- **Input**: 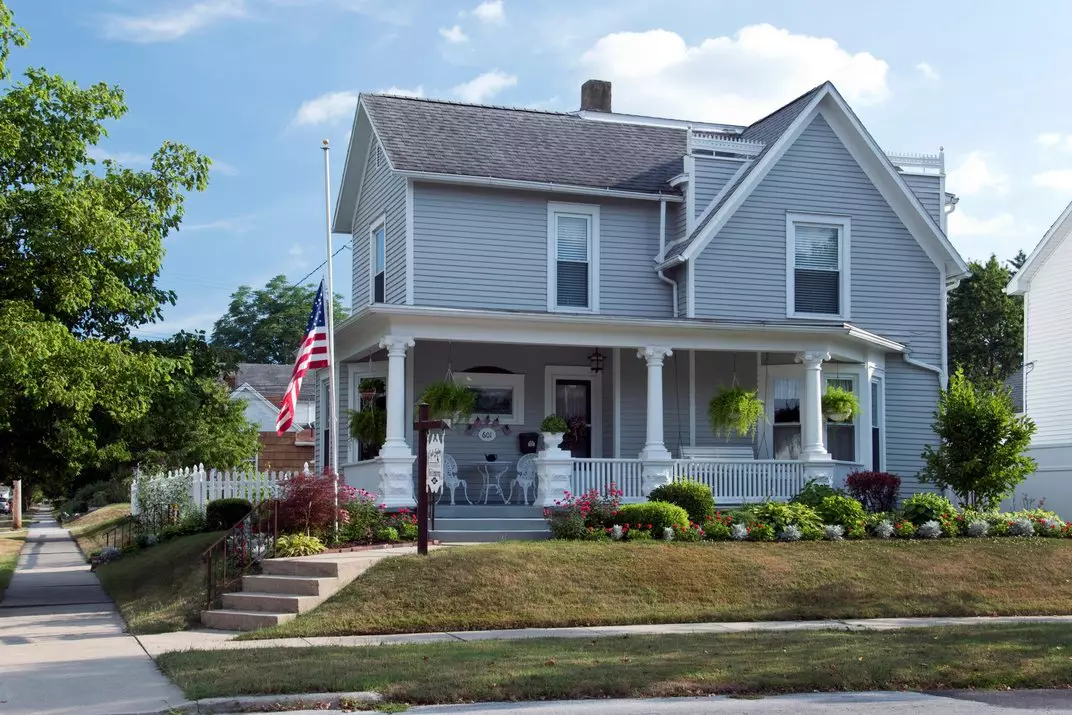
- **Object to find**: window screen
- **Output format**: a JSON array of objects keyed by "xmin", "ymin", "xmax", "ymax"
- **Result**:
[{"xmin": 794, "ymin": 224, "xmax": 840, "ymax": 315}]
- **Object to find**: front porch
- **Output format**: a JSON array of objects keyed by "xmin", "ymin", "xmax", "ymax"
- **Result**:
[{"xmin": 324, "ymin": 307, "xmax": 896, "ymax": 516}]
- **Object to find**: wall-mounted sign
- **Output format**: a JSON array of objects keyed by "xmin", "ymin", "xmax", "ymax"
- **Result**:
[
  {"xmin": 477, "ymin": 427, "xmax": 497, "ymax": 442},
  {"xmin": 426, "ymin": 432, "xmax": 444, "ymax": 493}
]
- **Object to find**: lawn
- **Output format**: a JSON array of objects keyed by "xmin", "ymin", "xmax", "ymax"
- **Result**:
[
  {"xmin": 159, "ymin": 623, "xmax": 1072, "ymax": 703},
  {"xmin": 94, "ymin": 530, "xmax": 224, "ymax": 634},
  {"xmin": 0, "ymin": 525, "xmax": 26, "ymax": 599},
  {"xmin": 66, "ymin": 503, "xmax": 132, "ymax": 555},
  {"xmin": 248, "ymin": 539, "xmax": 1072, "ymax": 639}
]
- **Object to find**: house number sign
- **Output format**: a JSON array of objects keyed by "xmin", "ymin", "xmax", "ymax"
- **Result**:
[
  {"xmin": 477, "ymin": 427, "xmax": 496, "ymax": 442},
  {"xmin": 426, "ymin": 432, "xmax": 444, "ymax": 493}
]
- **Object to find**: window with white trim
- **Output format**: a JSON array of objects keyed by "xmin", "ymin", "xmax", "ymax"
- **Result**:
[
  {"xmin": 548, "ymin": 203, "xmax": 599, "ymax": 312},
  {"xmin": 825, "ymin": 376, "xmax": 856, "ymax": 462},
  {"xmin": 772, "ymin": 377, "xmax": 802, "ymax": 459},
  {"xmin": 870, "ymin": 376, "xmax": 884, "ymax": 471},
  {"xmin": 787, "ymin": 214, "xmax": 849, "ymax": 318},
  {"xmin": 370, "ymin": 218, "xmax": 385, "ymax": 304}
]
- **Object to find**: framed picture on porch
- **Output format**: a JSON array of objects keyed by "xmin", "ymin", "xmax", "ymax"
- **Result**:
[{"xmin": 454, "ymin": 372, "xmax": 525, "ymax": 424}]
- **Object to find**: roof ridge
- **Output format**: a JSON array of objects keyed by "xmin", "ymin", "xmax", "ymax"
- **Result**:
[
  {"xmin": 744, "ymin": 81, "xmax": 829, "ymax": 132},
  {"xmin": 364, "ymin": 92, "xmax": 572, "ymax": 117}
]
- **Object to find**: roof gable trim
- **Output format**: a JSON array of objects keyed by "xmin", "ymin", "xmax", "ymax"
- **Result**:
[{"xmin": 1007, "ymin": 199, "xmax": 1072, "ymax": 295}]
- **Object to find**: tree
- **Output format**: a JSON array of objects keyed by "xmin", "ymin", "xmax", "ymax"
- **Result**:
[
  {"xmin": 0, "ymin": 3, "xmax": 211, "ymax": 498},
  {"xmin": 211, "ymin": 275, "xmax": 347, "ymax": 364},
  {"xmin": 947, "ymin": 254, "xmax": 1024, "ymax": 388},
  {"xmin": 920, "ymin": 369, "xmax": 1036, "ymax": 509}
]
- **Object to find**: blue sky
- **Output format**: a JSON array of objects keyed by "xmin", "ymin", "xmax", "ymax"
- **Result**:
[{"xmin": 7, "ymin": 0, "xmax": 1072, "ymax": 338}]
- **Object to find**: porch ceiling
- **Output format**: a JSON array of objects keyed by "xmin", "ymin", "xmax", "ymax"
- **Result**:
[{"xmin": 335, "ymin": 305, "xmax": 904, "ymax": 363}]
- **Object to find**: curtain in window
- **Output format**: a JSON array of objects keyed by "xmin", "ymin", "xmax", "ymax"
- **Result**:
[
  {"xmin": 772, "ymin": 377, "xmax": 801, "ymax": 459},
  {"xmin": 794, "ymin": 224, "xmax": 839, "ymax": 314},
  {"xmin": 556, "ymin": 215, "xmax": 590, "ymax": 308}
]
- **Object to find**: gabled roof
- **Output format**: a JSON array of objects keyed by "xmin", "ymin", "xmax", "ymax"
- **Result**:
[
  {"xmin": 665, "ymin": 83, "xmax": 969, "ymax": 280},
  {"xmin": 1007, "ymin": 199, "xmax": 1072, "ymax": 295},
  {"xmin": 232, "ymin": 363, "xmax": 311, "ymax": 403}
]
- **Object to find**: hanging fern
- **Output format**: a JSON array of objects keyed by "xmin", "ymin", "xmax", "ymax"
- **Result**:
[
  {"xmin": 708, "ymin": 387, "xmax": 765, "ymax": 439},
  {"xmin": 822, "ymin": 384, "xmax": 860, "ymax": 422},
  {"xmin": 349, "ymin": 408, "xmax": 386, "ymax": 449},
  {"xmin": 420, "ymin": 380, "xmax": 476, "ymax": 422}
]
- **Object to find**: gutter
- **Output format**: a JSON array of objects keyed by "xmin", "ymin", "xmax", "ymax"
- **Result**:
[
  {"xmin": 903, "ymin": 352, "xmax": 947, "ymax": 388},
  {"xmin": 396, "ymin": 170, "xmax": 684, "ymax": 203},
  {"xmin": 654, "ymin": 199, "xmax": 678, "ymax": 317}
]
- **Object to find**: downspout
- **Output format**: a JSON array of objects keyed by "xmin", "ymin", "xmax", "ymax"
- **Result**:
[
  {"xmin": 655, "ymin": 198, "xmax": 678, "ymax": 317},
  {"xmin": 903, "ymin": 352, "xmax": 946, "ymax": 388}
]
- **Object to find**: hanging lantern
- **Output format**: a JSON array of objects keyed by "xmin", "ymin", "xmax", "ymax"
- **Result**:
[{"xmin": 588, "ymin": 349, "xmax": 605, "ymax": 373}]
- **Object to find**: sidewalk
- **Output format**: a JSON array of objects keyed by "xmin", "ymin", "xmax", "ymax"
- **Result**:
[
  {"xmin": 137, "ymin": 612, "xmax": 1072, "ymax": 657},
  {"xmin": 0, "ymin": 508, "xmax": 189, "ymax": 715}
]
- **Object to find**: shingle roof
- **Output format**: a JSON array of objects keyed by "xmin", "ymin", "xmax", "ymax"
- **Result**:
[
  {"xmin": 234, "ymin": 363, "xmax": 312, "ymax": 403},
  {"xmin": 362, "ymin": 94, "xmax": 686, "ymax": 195}
]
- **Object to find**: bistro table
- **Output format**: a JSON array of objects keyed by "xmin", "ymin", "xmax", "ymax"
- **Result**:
[{"xmin": 477, "ymin": 461, "xmax": 510, "ymax": 504}]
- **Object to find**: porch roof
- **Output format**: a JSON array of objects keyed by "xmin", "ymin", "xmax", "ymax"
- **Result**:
[{"xmin": 335, "ymin": 305, "xmax": 905, "ymax": 363}]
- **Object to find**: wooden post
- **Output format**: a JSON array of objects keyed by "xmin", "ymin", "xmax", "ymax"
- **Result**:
[
  {"xmin": 12, "ymin": 479, "xmax": 21, "ymax": 530},
  {"xmin": 413, "ymin": 402, "xmax": 446, "ymax": 556}
]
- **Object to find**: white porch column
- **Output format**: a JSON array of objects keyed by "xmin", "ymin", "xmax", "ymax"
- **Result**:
[
  {"xmin": 797, "ymin": 350, "xmax": 833, "ymax": 464},
  {"xmin": 638, "ymin": 346, "xmax": 674, "ymax": 494},
  {"xmin": 378, "ymin": 336, "xmax": 416, "ymax": 508}
]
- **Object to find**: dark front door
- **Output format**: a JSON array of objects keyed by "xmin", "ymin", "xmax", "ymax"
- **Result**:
[{"xmin": 555, "ymin": 379, "xmax": 592, "ymax": 458}]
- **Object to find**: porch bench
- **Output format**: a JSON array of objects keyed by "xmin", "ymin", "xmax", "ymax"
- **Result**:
[{"xmin": 679, "ymin": 445, "xmax": 756, "ymax": 461}]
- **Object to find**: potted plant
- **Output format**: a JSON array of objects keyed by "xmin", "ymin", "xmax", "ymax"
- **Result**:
[
  {"xmin": 349, "ymin": 408, "xmax": 386, "ymax": 453},
  {"xmin": 822, "ymin": 384, "xmax": 859, "ymax": 422},
  {"xmin": 419, "ymin": 380, "xmax": 476, "ymax": 427},
  {"xmin": 708, "ymin": 387, "xmax": 765, "ymax": 438},
  {"xmin": 358, "ymin": 377, "xmax": 382, "ymax": 404},
  {"xmin": 539, "ymin": 415, "xmax": 568, "ymax": 450}
]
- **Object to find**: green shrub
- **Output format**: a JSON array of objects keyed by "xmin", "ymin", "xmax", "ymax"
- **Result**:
[
  {"xmin": 817, "ymin": 495, "xmax": 866, "ymax": 529},
  {"xmin": 647, "ymin": 480, "xmax": 715, "ymax": 523},
  {"xmin": 539, "ymin": 415, "xmax": 568, "ymax": 433},
  {"xmin": 342, "ymin": 489, "xmax": 385, "ymax": 544},
  {"xmin": 791, "ymin": 480, "xmax": 844, "ymax": 509},
  {"xmin": 157, "ymin": 509, "xmax": 207, "ymax": 542},
  {"xmin": 375, "ymin": 526, "xmax": 400, "ymax": 543},
  {"xmin": 61, "ymin": 479, "xmax": 129, "ymax": 516},
  {"xmin": 900, "ymin": 492, "xmax": 956, "ymax": 526},
  {"xmin": 627, "ymin": 529, "xmax": 654, "ymax": 542},
  {"xmin": 846, "ymin": 522, "xmax": 867, "ymax": 539},
  {"xmin": 205, "ymin": 498, "xmax": 252, "ymax": 531},
  {"xmin": 747, "ymin": 521, "xmax": 776, "ymax": 542},
  {"xmin": 612, "ymin": 502, "xmax": 690, "ymax": 532},
  {"xmin": 800, "ymin": 523, "xmax": 824, "ymax": 541},
  {"xmin": 276, "ymin": 533, "xmax": 325, "ymax": 557},
  {"xmin": 703, "ymin": 514, "xmax": 733, "ymax": 541},
  {"xmin": 987, "ymin": 516, "xmax": 1010, "ymax": 537},
  {"xmin": 893, "ymin": 520, "xmax": 917, "ymax": 538},
  {"xmin": 749, "ymin": 501, "xmax": 822, "ymax": 533}
]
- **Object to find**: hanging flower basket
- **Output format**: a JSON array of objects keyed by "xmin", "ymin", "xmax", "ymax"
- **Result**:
[
  {"xmin": 357, "ymin": 377, "xmax": 384, "ymax": 405},
  {"xmin": 822, "ymin": 384, "xmax": 859, "ymax": 422},
  {"xmin": 419, "ymin": 380, "xmax": 476, "ymax": 425},
  {"xmin": 708, "ymin": 387, "xmax": 765, "ymax": 439},
  {"xmin": 348, "ymin": 408, "xmax": 386, "ymax": 451}
]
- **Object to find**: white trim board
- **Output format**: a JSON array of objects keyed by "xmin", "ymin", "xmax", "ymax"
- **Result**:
[
  {"xmin": 369, "ymin": 213, "xmax": 386, "ymax": 305},
  {"xmin": 544, "ymin": 365, "xmax": 604, "ymax": 458},
  {"xmin": 1007, "ymin": 198, "xmax": 1072, "ymax": 295},
  {"xmin": 404, "ymin": 179, "xmax": 414, "ymax": 306}
]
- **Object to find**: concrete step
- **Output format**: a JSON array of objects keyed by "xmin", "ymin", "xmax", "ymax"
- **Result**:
[
  {"xmin": 221, "ymin": 591, "xmax": 320, "ymax": 613},
  {"xmin": 200, "ymin": 609, "xmax": 295, "ymax": 631},
  {"xmin": 242, "ymin": 574, "xmax": 335, "ymax": 596},
  {"xmin": 262, "ymin": 557, "xmax": 341, "ymax": 578},
  {"xmin": 431, "ymin": 518, "xmax": 548, "ymax": 532},
  {"xmin": 430, "ymin": 529, "xmax": 550, "ymax": 542}
]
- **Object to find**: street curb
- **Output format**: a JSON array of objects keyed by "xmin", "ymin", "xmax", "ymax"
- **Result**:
[{"xmin": 122, "ymin": 690, "xmax": 382, "ymax": 714}]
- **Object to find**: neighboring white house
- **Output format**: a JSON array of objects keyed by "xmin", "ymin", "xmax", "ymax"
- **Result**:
[
  {"xmin": 229, "ymin": 363, "xmax": 316, "ymax": 472},
  {"xmin": 1006, "ymin": 200, "xmax": 1072, "ymax": 515}
]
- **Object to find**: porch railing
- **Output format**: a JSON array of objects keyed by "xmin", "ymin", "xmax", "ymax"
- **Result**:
[
  {"xmin": 674, "ymin": 460, "xmax": 808, "ymax": 504},
  {"xmin": 572, "ymin": 459, "xmax": 645, "ymax": 501}
]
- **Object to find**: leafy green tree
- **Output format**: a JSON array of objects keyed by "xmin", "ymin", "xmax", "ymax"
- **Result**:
[
  {"xmin": 920, "ymin": 369, "xmax": 1036, "ymax": 509},
  {"xmin": 947, "ymin": 254, "xmax": 1024, "ymax": 388},
  {"xmin": 211, "ymin": 275, "xmax": 347, "ymax": 364},
  {"xmin": 0, "ymin": 4, "xmax": 210, "ymax": 497}
]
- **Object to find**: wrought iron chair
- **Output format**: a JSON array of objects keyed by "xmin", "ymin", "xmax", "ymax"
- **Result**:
[
  {"xmin": 508, "ymin": 453, "xmax": 538, "ymax": 505},
  {"xmin": 436, "ymin": 454, "xmax": 472, "ymax": 506}
]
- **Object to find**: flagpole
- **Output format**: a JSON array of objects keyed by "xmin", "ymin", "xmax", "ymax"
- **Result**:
[{"xmin": 322, "ymin": 139, "xmax": 340, "ymax": 537}]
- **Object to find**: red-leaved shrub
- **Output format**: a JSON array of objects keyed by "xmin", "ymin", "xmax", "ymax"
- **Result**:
[
  {"xmin": 277, "ymin": 469, "xmax": 354, "ymax": 537},
  {"xmin": 845, "ymin": 471, "xmax": 901, "ymax": 513}
]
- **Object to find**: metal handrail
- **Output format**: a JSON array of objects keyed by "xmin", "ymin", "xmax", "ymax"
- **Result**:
[
  {"xmin": 202, "ymin": 498, "xmax": 279, "ymax": 608},
  {"xmin": 99, "ymin": 516, "xmax": 143, "ymax": 551}
]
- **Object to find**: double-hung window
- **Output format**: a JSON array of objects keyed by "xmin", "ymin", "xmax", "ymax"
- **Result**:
[
  {"xmin": 787, "ymin": 214, "xmax": 849, "ymax": 319},
  {"xmin": 825, "ymin": 376, "xmax": 856, "ymax": 462},
  {"xmin": 548, "ymin": 203, "xmax": 599, "ymax": 312},
  {"xmin": 370, "ymin": 217, "xmax": 386, "ymax": 304}
]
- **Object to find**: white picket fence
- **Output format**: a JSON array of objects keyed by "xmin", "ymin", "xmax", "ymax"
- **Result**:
[{"xmin": 130, "ymin": 463, "xmax": 309, "ymax": 516}]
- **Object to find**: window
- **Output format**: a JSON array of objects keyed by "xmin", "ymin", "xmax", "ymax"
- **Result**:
[
  {"xmin": 355, "ymin": 376, "xmax": 386, "ymax": 461},
  {"xmin": 787, "ymin": 214, "xmax": 849, "ymax": 318},
  {"xmin": 825, "ymin": 376, "xmax": 856, "ymax": 462},
  {"xmin": 870, "ymin": 377, "xmax": 884, "ymax": 471},
  {"xmin": 772, "ymin": 377, "xmax": 802, "ymax": 459},
  {"xmin": 370, "ymin": 217, "xmax": 385, "ymax": 303},
  {"xmin": 454, "ymin": 372, "xmax": 526, "ymax": 424},
  {"xmin": 548, "ymin": 203, "xmax": 599, "ymax": 312},
  {"xmin": 320, "ymin": 379, "xmax": 331, "ymax": 470}
]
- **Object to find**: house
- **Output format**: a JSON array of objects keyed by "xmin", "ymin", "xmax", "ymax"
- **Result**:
[
  {"xmin": 229, "ymin": 363, "xmax": 315, "ymax": 472},
  {"xmin": 318, "ymin": 79, "xmax": 968, "ymax": 535},
  {"xmin": 1005, "ymin": 201, "xmax": 1072, "ymax": 515}
]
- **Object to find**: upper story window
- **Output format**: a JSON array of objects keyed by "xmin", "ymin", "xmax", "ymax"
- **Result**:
[
  {"xmin": 786, "ymin": 213, "xmax": 850, "ymax": 319},
  {"xmin": 370, "ymin": 216, "xmax": 386, "ymax": 303},
  {"xmin": 547, "ymin": 202, "xmax": 600, "ymax": 312}
]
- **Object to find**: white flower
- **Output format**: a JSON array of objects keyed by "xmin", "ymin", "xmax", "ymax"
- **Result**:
[
  {"xmin": 663, "ymin": 527, "xmax": 675, "ymax": 541},
  {"xmin": 823, "ymin": 524, "xmax": 844, "ymax": 541},
  {"xmin": 779, "ymin": 525, "xmax": 802, "ymax": 542},
  {"xmin": 872, "ymin": 520, "xmax": 894, "ymax": 539},
  {"xmin": 1009, "ymin": 517, "xmax": 1034, "ymax": 537},
  {"xmin": 918, "ymin": 520, "xmax": 942, "ymax": 539},
  {"xmin": 966, "ymin": 520, "xmax": 989, "ymax": 538},
  {"xmin": 611, "ymin": 524, "xmax": 624, "ymax": 540},
  {"xmin": 731, "ymin": 523, "xmax": 749, "ymax": 541}
]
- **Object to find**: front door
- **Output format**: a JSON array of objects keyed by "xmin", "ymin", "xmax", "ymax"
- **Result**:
[{"xmin": 555, "ymin": 379, "xmax": 592, "ymax": 458}]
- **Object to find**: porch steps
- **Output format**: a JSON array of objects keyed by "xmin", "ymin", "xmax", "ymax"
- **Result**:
[
  {"xmin": 200, "ymin": 550, "xmax": 396, "ymax": 632},
  {"xmin": 430, "ymin": 505, "xmax": 549, "ymax": 542}
]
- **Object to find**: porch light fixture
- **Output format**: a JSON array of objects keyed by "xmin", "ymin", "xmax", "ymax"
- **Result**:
[{"xmin": 588, "ymin": 349, "xmax": 605, "ymax": 373}]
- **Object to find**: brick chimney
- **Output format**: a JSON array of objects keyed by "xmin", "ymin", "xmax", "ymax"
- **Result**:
[{"xmin": 580, "ymin": 79, "xmax": 612, "ymax": 113}]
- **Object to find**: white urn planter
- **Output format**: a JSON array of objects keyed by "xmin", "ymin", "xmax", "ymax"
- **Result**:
[{"xmin": 541, "ymin": 431, "xmax": 566, "ymax": 452}]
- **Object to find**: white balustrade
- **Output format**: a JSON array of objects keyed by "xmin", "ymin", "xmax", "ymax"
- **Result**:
[
  {"xmin": 673, "ymin": 460, "xmax": 807, "ymax": 504},
  {"xmin": 571, "ymin": 459, "xmax": 645, "ymax": 502}
]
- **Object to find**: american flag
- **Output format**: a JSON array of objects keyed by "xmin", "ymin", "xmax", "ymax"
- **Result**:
[{"xmin": 275, "ymin": 281, "xmax": 330, "ymax": 435}]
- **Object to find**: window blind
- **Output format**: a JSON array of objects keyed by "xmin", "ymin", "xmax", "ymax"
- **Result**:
[
  {"xmin": 794, "ymin": 224, "xmax": 839, "ymax": 314},
  {"xmin": 556, "ymin": 215, "xmax": 590, "ymax": 308}
]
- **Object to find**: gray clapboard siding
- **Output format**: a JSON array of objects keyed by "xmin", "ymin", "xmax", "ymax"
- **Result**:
[
  {"xmin": 673, "ymin": 263, "xmax": 688, "ymax": 318},
  {"xmin": 694, "ymin": 157, "xmax": 741, "ymax": 219},
  {"xmin": 667, "ymin": 202, "xmax": 687, "ymax": 244},
  {"xmin": 618, "ymin": 351, "xmax": 647, "ymax": 458},
  {"xmin": 412, "ymin": 183, "xmax": 672, "ymax": 318},
  {"xmin": 884, "ymin": 356, "xmax": 939, "ymax": 493},
  {"xmin": 900, "ymin": 173, "xmax": 942, "ymax": 224},
  {"xmin": 692, "ymin": 114, "xmax": 943, "ymax": 364},
  {"xmin": 351, "ymin": 141, "xmax": 407, "ymax": 308}
]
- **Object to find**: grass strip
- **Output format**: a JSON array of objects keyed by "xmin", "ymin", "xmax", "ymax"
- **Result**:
[
  {"xmin": 66, "ymin": 503, "xmax": 132, "ymax": 555},
  {"xmin": 160, "ymin": 623, "xmax": 1072, "ymax": 703},
  {"xmin": 0, "ymin": 527, "xmax": 26, "ymax": 599}
]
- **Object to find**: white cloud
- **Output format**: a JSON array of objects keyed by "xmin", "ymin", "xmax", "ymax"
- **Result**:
[
  {"xmin": 915, "ymin": 62, "xmax": 940, "ymax": 81},
  {"xmin": 1037, "ymin": 132, "xmax": 1072, "ymax": 151},
  {"xmin": 87, "ymin": 146, "xmax": 151, "ymax": 167},
  {"xmin": 101, "ymin": 0, "xmax": 244, "ymax": 43},
  {"xmin": 452, "ymin": 70, "xmax": 517, "ymax": 103},
  {"xmin": 210, "ymin": 158, "xmax": 239, "ymax": 176},
  {"xmin": 439, "ymin": 24, "xmax": 468, "ymax": 43},
  {"xmin": 378, "ymin": 85, "xmax": 424, "ymax": 97},
  {"xmin": 182, "ymin": 215, "xmax": 257, "ymax": 234},
  {"xmin": 472, "ymin": 0, "xmax": 505, "ymax": 24},
  {"xmin": 288, "ymin": 243, "xmax": 309, "ymax": 268},
  {"xmin": 292, "ymin": 90, "xmax": 359, "ymax": 126},
  {"xmin": 946, "ymin": 151, "xmax": 1009, "ymax": 197},
  {"xmin": 948, "ymin": 210, "xmax": 1016, "ymax": 238},
  {"xmin": 1033, "ymin": 169, "xmax": 1072, "ymax": 192},
  {"xmin": 577, "ymin": 25, "xmax": 889, "ymax": 123}
]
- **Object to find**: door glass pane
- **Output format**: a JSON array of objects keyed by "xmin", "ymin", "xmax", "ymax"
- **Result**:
[
  {"xmin": 555, "ymin": 380, "xmax": 591, "ymax": 458},
  {"xmin": 773, "ymin": 425, "xmax": 801, "ymax": 459},
  {"xmin": 773, "ymin": 378, "xmax": 801, "ymax": 423}
]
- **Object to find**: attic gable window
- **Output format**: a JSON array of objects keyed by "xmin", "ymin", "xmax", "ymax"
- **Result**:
[
  {"xmin": 786, "ymin": 213, "xmax": 850, "ymax": 319},
  {"xmin": 547, "ymin": 202, "xmax": 600, "ymax": 313},
  {"xmin": 370, "ymin": 215, "xmax": 386, "ymax": 303}
]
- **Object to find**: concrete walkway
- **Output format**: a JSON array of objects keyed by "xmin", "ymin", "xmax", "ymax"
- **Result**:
[
  {"xmin": 137, "ymin": 612, "xmax": 1072, "ymax": 657},
  {"xmin": 0, "ymin": 508, "xmax": 189, "ymax": 715}
]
